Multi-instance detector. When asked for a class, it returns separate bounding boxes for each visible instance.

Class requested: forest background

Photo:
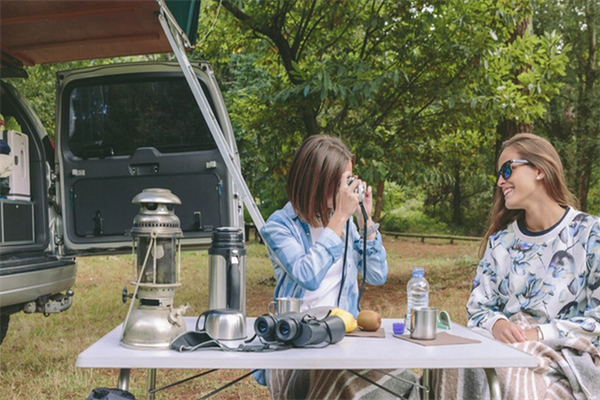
[10,0,600,236]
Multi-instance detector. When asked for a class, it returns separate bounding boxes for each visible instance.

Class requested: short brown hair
[287,135,354,227]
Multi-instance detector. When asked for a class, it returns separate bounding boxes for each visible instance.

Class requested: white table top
[76,317,537,370]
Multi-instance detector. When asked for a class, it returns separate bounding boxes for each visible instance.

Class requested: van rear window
[67,77,218,158]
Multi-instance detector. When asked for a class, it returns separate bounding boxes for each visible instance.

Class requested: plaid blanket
[267,369,421,400]
[433,314,600,400]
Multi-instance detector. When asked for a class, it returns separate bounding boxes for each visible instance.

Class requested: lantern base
[121,304,187,349]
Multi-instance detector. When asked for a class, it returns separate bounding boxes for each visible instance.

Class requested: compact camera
[254,312,346,347]
[347,176,365,195]
[347,176,365,202]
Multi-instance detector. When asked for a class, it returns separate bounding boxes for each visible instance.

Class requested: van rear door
[55,62,242,255]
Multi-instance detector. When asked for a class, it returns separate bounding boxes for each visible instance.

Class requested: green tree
[198,0,568,230]
[535,0,600,213]
[9,64,66,139]
[9,56,165,139]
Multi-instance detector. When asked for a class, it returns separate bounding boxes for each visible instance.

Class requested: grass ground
[0,237,479,400]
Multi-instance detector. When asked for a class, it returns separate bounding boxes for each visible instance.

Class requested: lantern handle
[121,236,156,340]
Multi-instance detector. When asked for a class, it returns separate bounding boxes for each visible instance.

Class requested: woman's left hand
[492,319,528,343]
[492,319,540,343]
[356,184,373,217]
[523,328,539,341]
[355,183,377,239]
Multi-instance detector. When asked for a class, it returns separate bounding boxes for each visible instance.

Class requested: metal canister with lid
[208,227,247,316]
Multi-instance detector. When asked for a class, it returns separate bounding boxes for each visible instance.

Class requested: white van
[0,0,245,344]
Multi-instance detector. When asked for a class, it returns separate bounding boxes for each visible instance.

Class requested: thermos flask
[208,227,247,316]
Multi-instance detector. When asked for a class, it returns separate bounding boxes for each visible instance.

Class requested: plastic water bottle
[406,267,429,330]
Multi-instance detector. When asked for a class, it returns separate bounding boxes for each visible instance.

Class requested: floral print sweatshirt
[467,208,600,347]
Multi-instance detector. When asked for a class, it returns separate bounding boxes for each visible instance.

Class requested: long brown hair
[287,135,354,227]
[480,133,579,255]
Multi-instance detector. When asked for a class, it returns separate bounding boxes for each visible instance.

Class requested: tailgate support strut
[156,0,265,233]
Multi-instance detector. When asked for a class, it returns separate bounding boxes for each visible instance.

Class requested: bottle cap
[412,267,424,277]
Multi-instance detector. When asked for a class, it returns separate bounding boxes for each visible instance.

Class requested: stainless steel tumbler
[208,227,247,316]
[410,307,438,340]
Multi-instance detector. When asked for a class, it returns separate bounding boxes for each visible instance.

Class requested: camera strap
[336,219,350,307]
[170,330,293,353]
[356,203,368,311]
[337,206,369,311]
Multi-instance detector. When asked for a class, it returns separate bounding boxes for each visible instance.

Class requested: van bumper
[0,260,77,312]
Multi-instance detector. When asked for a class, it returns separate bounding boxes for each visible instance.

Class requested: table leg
[484,368,501,400]
[117,369,131,391]
[147,369,157,400]
[422,369,430,400]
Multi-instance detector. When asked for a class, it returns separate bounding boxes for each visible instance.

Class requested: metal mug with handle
[409,307,438,340]
[196,308,247,340]
[268,297,301,316]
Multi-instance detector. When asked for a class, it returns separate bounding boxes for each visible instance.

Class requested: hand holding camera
[347,176,365,203]
[328,172,369,236]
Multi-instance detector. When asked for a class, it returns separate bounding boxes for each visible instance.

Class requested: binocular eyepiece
[254,312,346,348]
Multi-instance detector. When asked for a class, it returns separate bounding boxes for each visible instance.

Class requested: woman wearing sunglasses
[434,133,600,399]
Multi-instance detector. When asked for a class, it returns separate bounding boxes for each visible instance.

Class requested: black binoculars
[254,312,345,348]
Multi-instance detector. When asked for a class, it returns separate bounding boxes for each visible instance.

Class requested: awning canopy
[0,0,200,72]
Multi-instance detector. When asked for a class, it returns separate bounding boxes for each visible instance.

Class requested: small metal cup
[268,297,301,315]
[197,309,247,341]
[410,307,438,340]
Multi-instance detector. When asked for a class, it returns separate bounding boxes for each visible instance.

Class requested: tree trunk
[575,107,596,213]
[577,160,591,212]
[575,5,598,212]
[497,119,534,142]
[302,107,320,135]
[496,16,534,146]
[575,83,595,213]
[452,164,462,225]
[373,180,385,222]
[495,118,534,164]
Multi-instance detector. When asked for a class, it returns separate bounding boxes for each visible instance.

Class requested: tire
[0,314,9,345]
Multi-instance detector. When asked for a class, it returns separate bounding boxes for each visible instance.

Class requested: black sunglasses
[496,159,531,181]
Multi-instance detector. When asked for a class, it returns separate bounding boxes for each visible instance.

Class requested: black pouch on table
[170,331,220,352]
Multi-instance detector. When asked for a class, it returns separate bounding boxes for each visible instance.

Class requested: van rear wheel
[0,314,9,345]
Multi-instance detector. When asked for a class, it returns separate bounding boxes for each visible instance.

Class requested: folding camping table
[77,317,538,400]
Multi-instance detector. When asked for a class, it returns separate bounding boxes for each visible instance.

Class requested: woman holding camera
[257,135,419,399]
[261,134,384,315]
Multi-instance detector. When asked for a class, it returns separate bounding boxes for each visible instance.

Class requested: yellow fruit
[357,310,381,331]
[329,308,358,333]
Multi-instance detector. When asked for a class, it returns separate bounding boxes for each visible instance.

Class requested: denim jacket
[260,202,388,317]
[253,202,388,386]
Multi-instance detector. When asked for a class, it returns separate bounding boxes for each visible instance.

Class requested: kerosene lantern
[121,188,189,349]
